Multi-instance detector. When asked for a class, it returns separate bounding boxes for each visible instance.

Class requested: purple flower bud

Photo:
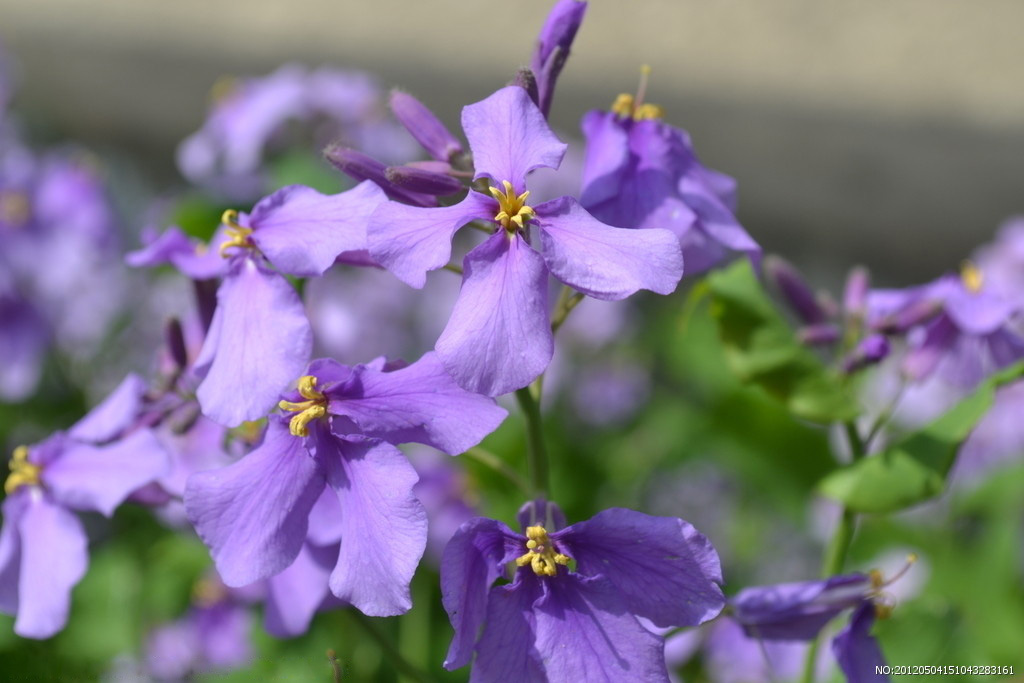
[874,297,942,334]
[765,256,826,324]
[389,91,464,162]
[843,266,870,318]
[323,145,435,207]
[385,165,464,196]
[165,318,188,371]
[530,0,588,116]
[510,67,540,111]
[842,334,890,374]
[798,323,841,346]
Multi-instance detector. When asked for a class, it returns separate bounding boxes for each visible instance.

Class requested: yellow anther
[489,180,534,233]
[961,261,984,294]
[609,64,665,121]
[515,525,570,577]
[0,191,31,226]
[867,553,917,619]
[192,577,227,607]
[218,209,254,257]
[4,446,41,495]
[278,375,328,437]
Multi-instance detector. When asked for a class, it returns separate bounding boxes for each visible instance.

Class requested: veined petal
[306,487,345,547]
[441,517,522,670]
[533,574,670,683]
[15,492,89,639]
[832,603,890,683]
[436,233,552,396]
[732,574,871,641]
[264,542,337,638]
[249,181,387,277]
[579,110,630,211]
[43,428,171,517]
[462,86,567,193]
[0,495,28,617]
[314,428,426,617]
[196,258,312,427]
[184,418,326,586]
[559,508,724,628]
[326,351,507,454]
[367,191,493,289]
[468,578,545,681]
[536,196,683,300]
[68,373,147,443]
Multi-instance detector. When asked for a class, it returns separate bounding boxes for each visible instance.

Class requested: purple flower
[700,618,809,683]
[579,90,759,276]
[369,86,683,395]
[441,503,724,680]
[184,352,506,617]
[954,379,1024,487]
[731,562,916,683]
[146,576,254,679]
[132,181,387,426]
[0,427,169,637]
[870,266,1024,388]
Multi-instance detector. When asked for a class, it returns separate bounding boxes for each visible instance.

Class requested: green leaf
[706,260,859,423]
[819,361,1024,513]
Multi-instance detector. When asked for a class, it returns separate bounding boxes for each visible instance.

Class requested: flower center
[278,375,328,437]
[610,65,664,121]
[4,446,41,495]
[218,209,255,257]
[515,525,570,577]
[960,260,984,294]
[489,180,535,233]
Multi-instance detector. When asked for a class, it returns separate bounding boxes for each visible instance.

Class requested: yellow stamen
[961,261,984,294]
[192,577,227,607]
[515,525,570,577]
[4,446,41,495]
[609,64,665,121]
[868,553,917,620]
[218,209,254,257]
[278,375,328,437]
[488,180,535,233]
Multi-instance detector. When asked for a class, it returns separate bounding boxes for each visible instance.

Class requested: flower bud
[385,164,463,196]
[842,334,890,374]
[765,256,826,324]
[798,323,841,346]
[323,144,435,207]
[389,90,464,162]
[843,266,870,318]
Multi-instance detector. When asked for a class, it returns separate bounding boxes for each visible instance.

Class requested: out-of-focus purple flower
[766,256,829,325]
[579,86,759,276]
[369,86,683,396]
[441,502,724,680]
[185,353,505,617]
[972,216,1024,307]
[177,64,415,200]
[843,334,890,374]
[702,618,809,683]
[145,576,254,680]
[132,181,387,426]
[0,292,49,401]
[570,363,651,426]
[0,425,170,638]
[870,267,1024,388]
[408,447,478,566]
[530,0,588,117]
[955,379,1024,486]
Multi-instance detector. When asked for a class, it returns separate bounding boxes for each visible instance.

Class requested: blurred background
[3,0,1024,285]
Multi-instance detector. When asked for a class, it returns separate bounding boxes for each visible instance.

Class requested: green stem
[551,286,584,333]
[465,446,531,496]
[515,386,550,498]
[348,612,438,683]
[442,262,463,275]
[801,421,865,683]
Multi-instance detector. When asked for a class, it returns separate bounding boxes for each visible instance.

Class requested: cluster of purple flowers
[10,0,1018,681]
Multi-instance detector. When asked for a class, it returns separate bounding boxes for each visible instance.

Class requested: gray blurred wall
[3,0,1023,283]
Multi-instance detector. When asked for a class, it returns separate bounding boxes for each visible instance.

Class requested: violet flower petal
[68,373,147,444]
[559,508,724,628]
[42,428,171,517]
[462,86,567,192]
[533,574,670,683]
[314,429,426,617]
[367,190,493,288]
[469,579,545,681]
[195,258,313,427]
[249,181,386,277]
[441,517,521,670]
[732,573,871,641]
[436,233,553,396]
[184,418,326,586]
[832,603,890,683]
[326,351,507,454]
[264,542,336,637]
[536,196,683,300]
[14,493,89,639]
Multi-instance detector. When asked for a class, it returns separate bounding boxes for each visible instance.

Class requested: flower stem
[800,421,865,683]
[348,612,438,683]
[551,285,584,333]
[465,446,531,495]
[515,385,550,498]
